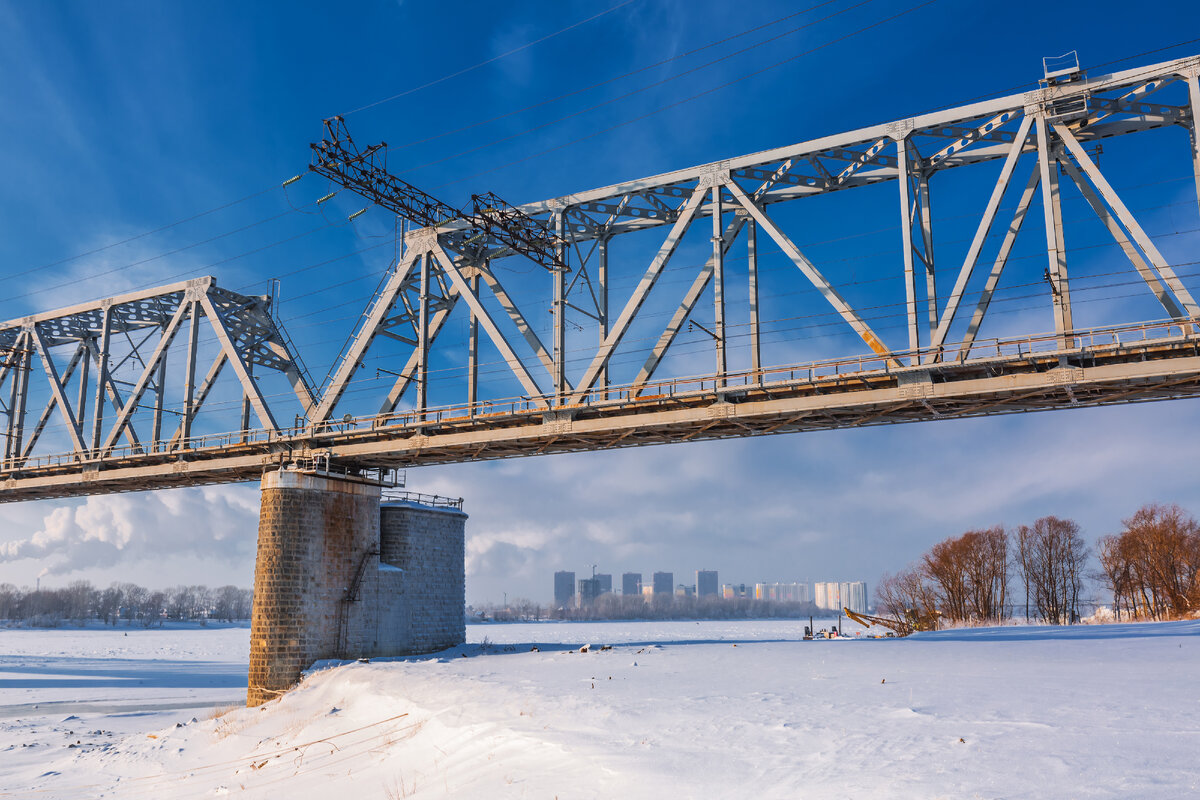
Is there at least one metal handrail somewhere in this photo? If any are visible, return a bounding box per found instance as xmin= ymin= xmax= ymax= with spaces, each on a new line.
xmin=3 ymin=318 xmax=1195 ymax=475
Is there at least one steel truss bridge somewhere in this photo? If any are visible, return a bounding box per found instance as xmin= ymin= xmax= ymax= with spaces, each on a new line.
xmin=3 ymin=54 xmax=1200 ymax=502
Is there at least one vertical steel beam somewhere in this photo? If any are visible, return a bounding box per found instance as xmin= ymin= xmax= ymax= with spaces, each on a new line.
xmin=240 ymin=392 xmax=251 ymax=443
xmin=711 ymin=185 xmax=727 ymax=384
xmin=896 ymin=136 xmax=920 ymax=362
xmin=9 ymin=333 xmax=30 ymax=463
xmin=1036 ymin=115 xmax=1073 ymax=346
xmin=90 ymin=306 xmax=111 ymax=452
xmin=151 ymin=343 xmax=168 ymax=451
xmin=917 ymin=171 xmax=937 ymax=336
xmin=1187 ymin=70 xmax=1200 ymax=217
xmin=468 ymin=272 xmax=479 ymax=415
xmin=552 ymin=211 xmax=567 ymax=404
xmin=416 ymin=253 xmax=430 ymax=418
xmin=168 ymin=352 xmax=228 ymax=447
xmin=75 ymin=339 xmax=90 ymax=433
xmin=377 ymin=292 xmax=459 ymax=416
xmin=181 ymin=300 xmax=201 ymax=444
xmin=597 ymin=235 xmax=609 ymax=399
xmin=748 ymin=219 xmax=761 ymax=380
xmin=101 ymin=303 xmax=190 ymax=454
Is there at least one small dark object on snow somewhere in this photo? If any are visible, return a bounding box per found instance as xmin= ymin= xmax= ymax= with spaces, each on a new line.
xmin=959 ymin=738 xmax=966 ymax=744
xmin=530 ymin=646 xmax=539 ymax=652
xmin=881 ymin=678 xmax=886 ymax=684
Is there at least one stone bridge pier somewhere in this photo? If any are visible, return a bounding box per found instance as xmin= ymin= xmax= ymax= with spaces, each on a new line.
xmin=247 ymin=467 xmax=466 ymax=706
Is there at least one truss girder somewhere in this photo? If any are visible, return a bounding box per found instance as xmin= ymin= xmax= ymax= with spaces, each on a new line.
xmin=0 ymin=278 xmax=313 ymax=467
xmin=6 ymin=55 xmax=1200 ymax=493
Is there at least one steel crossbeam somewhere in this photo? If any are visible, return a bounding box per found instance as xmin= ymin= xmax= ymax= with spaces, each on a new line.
xmin=3 ymin=54 xmax=1200 ymax=499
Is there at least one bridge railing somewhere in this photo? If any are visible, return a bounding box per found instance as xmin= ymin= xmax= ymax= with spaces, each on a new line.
xmin=3 ymin=318 xmax=1195 ymax=475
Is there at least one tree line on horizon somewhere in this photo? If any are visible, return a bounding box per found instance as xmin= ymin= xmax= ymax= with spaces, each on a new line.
xmin=877 ymin=503 xmax=1200 ymax=630
xmin=0 ymin=581 xmax=252 ymax=627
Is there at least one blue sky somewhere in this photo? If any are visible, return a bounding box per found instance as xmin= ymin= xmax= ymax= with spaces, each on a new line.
xmin=2 ymin=0 xmax=1200 ymax=604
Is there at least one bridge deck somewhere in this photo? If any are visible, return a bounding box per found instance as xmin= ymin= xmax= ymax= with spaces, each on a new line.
xmin=2 ymin=321 xmax=1197 ymax=502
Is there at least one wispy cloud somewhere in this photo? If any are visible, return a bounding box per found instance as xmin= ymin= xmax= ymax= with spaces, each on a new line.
xmin=0 ymin=485 xmax=259 ymax=578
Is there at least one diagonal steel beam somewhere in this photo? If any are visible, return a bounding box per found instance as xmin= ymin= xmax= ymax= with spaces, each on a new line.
xmin=931 ymin=113 xmax=1035 ymax=354
xmin=1056 ymin=155 xmax=1182 ymax=318
xmin=430 ymin=245 xmax=549 ymax=408
xmin=956 ymin=165 xmax=1041 ymax=360
xmin=81 ymin=337 xmax=143 ymax=452
xmin=378 ymin=291 xmax=460 ymax=415
xmin=1054 ymin=122 xmax=1200 ymax=317
xmin=29 ymin=326 xmax=88 ymax=454
xmin=569 ymin=186 xmax=708 ymax=404
xmin=168 ymin=352 xmax=229 ymax=447
xmin=726 ymin=180 xmax=896 ymax=363
xmin=311 ymin=248 xmax=421 ymax=424
xmin=630 ymin=164 xmax=795 ymax=394
xmin=897 ymin=136 xmax=920 ymax=359
xmin=101 ymin=303 xmax=190 ymax=454
xmin=21 ymin=343 xmax=85 ymax=460
xmin=199 ymin=292 xmax=279 ymax=432
xmin=477 ymin=264 xmax=568 ymax=391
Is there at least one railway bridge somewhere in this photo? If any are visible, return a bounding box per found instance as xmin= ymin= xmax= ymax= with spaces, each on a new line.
xmin=3 ymin=53 xmax=1200 ymax=701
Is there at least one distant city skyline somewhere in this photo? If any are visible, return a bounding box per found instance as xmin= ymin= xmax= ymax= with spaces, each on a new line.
xmin=549 ymin=565 xmax=868 ymax=611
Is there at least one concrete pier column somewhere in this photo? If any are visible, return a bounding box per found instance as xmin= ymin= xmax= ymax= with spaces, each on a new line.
xmin=247 ymin=469 xmax=380 ymax=707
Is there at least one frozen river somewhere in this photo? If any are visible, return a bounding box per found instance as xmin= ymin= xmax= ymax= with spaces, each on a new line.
xmin=1 ymin=618 xmax=1197 ymax=798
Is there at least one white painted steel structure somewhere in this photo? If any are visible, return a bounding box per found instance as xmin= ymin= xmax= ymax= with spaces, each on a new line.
xmin=3 ymin=54 xmax=1200 ymax=502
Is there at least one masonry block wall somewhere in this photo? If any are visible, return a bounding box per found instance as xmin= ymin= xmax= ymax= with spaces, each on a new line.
xmin=380 ymin=501 xmax=467 ymax=653
xmin=247 ymin=470 xmax=468 ymax=707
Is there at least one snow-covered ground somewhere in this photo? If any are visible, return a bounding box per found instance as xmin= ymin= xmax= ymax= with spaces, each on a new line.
xmin=1 ymin=618 xmax=1198 ymax=798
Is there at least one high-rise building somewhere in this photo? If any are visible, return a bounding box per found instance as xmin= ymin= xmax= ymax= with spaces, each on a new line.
xmin=839 ymin=581 xmax=868 ymax=613
xmin=652 ymin=572 xmax=673 ymax=595
xmin=814 ymin=582 xmax=839 ymax=610
xmin=596 ymin=574 xmax=613 ymax=596
xmin=578 ymin=577 xmax=601 ymax=607
xmin=554 ymin=571 xmax=575 ymax=607
xmin=811 ymin=581 xmax=867 ymax=612
xmin=696 ymin=570 xmax=718 ymax=598
xmin=722 ymin=583 xmax=749 ymax=599
xmin=622 ymin=572 xmax=642 ymax=596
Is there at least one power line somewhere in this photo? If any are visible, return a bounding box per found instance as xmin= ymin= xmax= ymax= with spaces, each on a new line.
xmin=429 ymin=0 xmax=942 ymax=190
xmin=338 ymin=0 xmax=640 ymax=117
xmin=398 ymin=0 xmax=872 ymax=175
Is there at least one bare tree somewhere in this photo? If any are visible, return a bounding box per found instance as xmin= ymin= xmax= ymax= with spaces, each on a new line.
xmin=921 ymin=527 xmax=1010 ymax=623
xmin=875 ymin=566 xmax=940 ymax=633
xmin=1098 ymin=503 xmax=1200 ymax=620
xmin=1015 ymin=516 xmax=1088 ymax=624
